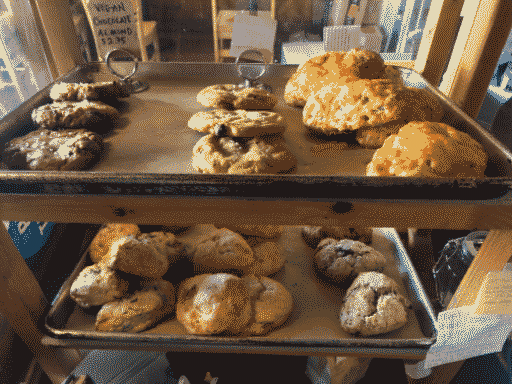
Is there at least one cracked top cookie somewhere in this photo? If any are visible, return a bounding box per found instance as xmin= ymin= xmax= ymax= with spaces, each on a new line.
xmin=339 ymin=272 xmax=412 ymax=336
xmin=188 ymin=109 xmax=285 ymax=137
xmin=366 ymin=121 xmax=488 ymax=177
xmin=49 ymin=81 xmax=129 ymax=102
xmin=31 ymin=100 xmax=119 ymax=131
xmin=313 ymin=238 xmax=386 ymax=283
xmin=2 ymin=128 xmax=104 ymax=171
xmin=197 ymin=84 xmax=278 ymax=110
xmin=192 ymin=134 xmax=297 ymax=174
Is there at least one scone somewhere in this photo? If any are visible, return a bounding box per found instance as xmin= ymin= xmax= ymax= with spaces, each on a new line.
xmin=245 ymin=242 xmax=286 ymax=277
xmin=191 ymin=228 xmax=255 ymax=273
xmin=313 ymin=239 xmax=386 ymax=284
xmin=242 ymin=275 xmax=293 ymax=335
xmin=31 ymin=100 xmax=119 ymax=131
xmin=339 ymin=272 xmax=412 ymax=336
xmin=223 ymin=225 xmax=283 ymax=239
xmin=188 ymin=109 xmax=285 ymax=137
xmin=176 ymin=273 xmax=252 ymax=335
xmin=95 ymin=279 xmax=175 ymax=333
xmin=366 ymin=121 xmax=488 ymax=177
xmin=301 ymin=226 xmax=372 ymax=248
xmin=105 ymin=232 xmax=183 ymax=278
xmin=2 ymin=128 xmax=104 ymax=170
xmin=192 ymin=134 xmax=297 ymax=174
xmin=70 ymin=263 xmax=128 ymax=308
xmin=49 ymin=81 xmax=129 ymax=102
xmin=197 ymin=84 xmax=277 ymax=110
xmin=89 ymin=224 xmax=141 ymax=263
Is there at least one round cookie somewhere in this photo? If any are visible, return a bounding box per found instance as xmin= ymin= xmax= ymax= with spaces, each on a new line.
xmin=31 ymin=100 xmax=118 ymax=131
xmin=246 ymin=241 xmax=285 ymax=277
xmin=197 ymin=84 xmax=277 ymax=110
xmin=242 ymin=275 xmax=293 ymax=335
xmin=339 ymin=272 xmax=412 ymax=336
xmin=191 ymin=228 xmax=255 ymax=273
xmin=176 ymin=273 xmax=251 ymax=335
xmin=188 ymin=109 xmax=285 ymax=137
xmin=50 ymin=81 xmax=129 ymax=102
xmin=192 ymin=134 xmax=297 ymax=175
xmin=89 ymin=223 xmax=141 ymax=263
xmin=313 ymin=238 xmax=386 ymax=284
xmin=95 ymin=279 xmax=175 ymax=333
xmin=2 ymin=128 xmax=104 ymax=171
xmin=366 ymin=121 xmax=488 ymax=177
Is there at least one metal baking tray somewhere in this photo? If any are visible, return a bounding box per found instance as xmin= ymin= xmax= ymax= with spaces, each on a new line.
xmin=43 ymin=226 xmax=436 ymax=359
xmin=1 ymin=62 xmax=512 ymax=201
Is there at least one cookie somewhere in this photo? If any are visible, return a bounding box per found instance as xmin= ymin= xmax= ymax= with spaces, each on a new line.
xmin=89 ymin=224 xmax=141 ymax=264
xmin=192 ymin=134 xmax=297 ymax=174
xmin=246 ymin=242 xmax=285 ymax=277
xmin=105 ymin=232 xmax=183 ymax=278
xmin=2 ymin=128 xmax=104 ymax=171
xmin=242 ymin=275 xmax=293 ymax=335
xmin=191 ymin=228 xmax=255 ymax=273
xmin=301 ymin=227 xmax=372 ymax=248
xmin=188 ymin=109 xmax=285 ymax=137
xmin=31 ymin=100 xmax=118 ymax=131
xmin=49 ymin=81 xmax=129 ymax=102
xmin=95 ymin=279 xmax=175 ymax=333
xmin=176 ymin=273 xmax=252 ymax=335
xmin=197 ymin=84 xmax=277 ymax=110
xmin=339 ymin=272 xmax=412 ymax=336
xmin=366 ymin=121 xmax=488 ymax=177
xmin=313 ymin=238 xmax=386 ymax=284
xmin=70 ymin=263 xmax=128 ymax=308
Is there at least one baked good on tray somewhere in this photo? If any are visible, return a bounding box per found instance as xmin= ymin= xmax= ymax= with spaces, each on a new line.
xmin=301 ymin=226 xmax=372 ymax=248
xmin=339 ymin=272 xmax=412 ymax=336
xmin=192 ymin=133 xmax=297 ymax=174
xmin=366 ymin=121 xmax=488 ymax=177
xmin=31 ymin=100 xmax=119 ymax=131
xmin=313 ymin=238 xmax=386 ymax=284
xmin=2 ymin=128 xmax=104 ymax=170
xmin=89 ymin=224 xmax=142 ymax=263
xmin=95 ymin=279 xmax=175 ymax=333
xmin=245 ymin=241 xmax=286 ymax=277
xmin=188 ymin=109 xmax=285 ymax=137
xmin=197 ymin=84 xmax=278 ymax=110
xmin=49 ymin=81 xmax=129 ymax=103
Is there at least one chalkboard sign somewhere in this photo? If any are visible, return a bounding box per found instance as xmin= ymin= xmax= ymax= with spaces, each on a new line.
xmin=83 ymin=0 xmax=141 ymax=60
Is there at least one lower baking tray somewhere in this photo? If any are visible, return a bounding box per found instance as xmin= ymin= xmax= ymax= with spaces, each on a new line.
xmin=43 ymin=226 xmax=436 ymax=359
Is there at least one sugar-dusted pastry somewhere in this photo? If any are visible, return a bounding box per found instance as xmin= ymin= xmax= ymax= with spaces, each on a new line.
xmin=245 ymin=241 xmax=286 ymax=277
xmin=339 ymin=272 xmax=412 ymax=336
xmin=366 ymin=121 xmax=488 ymax=177
xmin=176 ymin=273 xmax=251 ymax=335
xmin=89 ymin=223 xmax=141 ymax=263
xmin=49 ymin=81 xmax=129 ymax=102
xmin=191 ymin=228 xmax=254 ymax=273
xmin=197 ymin=84 xmax=278 ymax=110
xmin=192 ymin=134 xmax=297 ymax=175
xmin=313 ymin=238 xmax=386 ymax=283
xmin=2 ymin=128 xmax=104 ymax=171
xmin=95 ymin=279 xmax=175 ymax=333
xmin=188 ymin=109 xmax=285 ymax=137
xmin=70 ymin=263 xmax=128 ymax=308
xmin=105 ymin=232 xmax=183 ymax=278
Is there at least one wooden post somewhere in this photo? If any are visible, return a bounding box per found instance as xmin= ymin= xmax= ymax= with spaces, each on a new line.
xmin=0 ymin=224 xmax=81 ymax=383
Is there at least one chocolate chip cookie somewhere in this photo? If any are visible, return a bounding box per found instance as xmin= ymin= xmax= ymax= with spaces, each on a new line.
xmin=197 ymin=84 xmax=277 ymax=110
xmin=49 ymin=81 xmax=129 ymax=102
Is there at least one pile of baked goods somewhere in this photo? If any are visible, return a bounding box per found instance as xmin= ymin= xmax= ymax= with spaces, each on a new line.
xmin=69 ymin=223 xmax=292 ymax=335
xmin=1 ymin=80 xmax=128 ymax=171
xmin=190 ymin=82 xmax=297 ymax=174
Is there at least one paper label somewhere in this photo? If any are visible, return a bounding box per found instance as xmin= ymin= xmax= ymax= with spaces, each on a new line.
xmin=229 ymin=13 xmax=277 ymax=63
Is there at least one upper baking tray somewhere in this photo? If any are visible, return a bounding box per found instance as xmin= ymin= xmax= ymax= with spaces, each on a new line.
xmin=43 ymin=226 xmax=436 ymax=359
xmin=1 ymin=62 xmax=512 ymax=201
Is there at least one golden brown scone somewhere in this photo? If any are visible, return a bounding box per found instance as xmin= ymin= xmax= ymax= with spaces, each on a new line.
xmin=314 ymin=239 xmax=386 ymax=284
xmin=341 ymin=48 xmax=387 ymax=79
xmin=241 ymin=275 xmax=293 ymax=335
xmin=70 ymin=263 xmax=128 ymax=308
xmin=105 ymin=232 xmax=182 ymax=278
xmin=223 ymin=225 xmax=283 ymax=239
xmin=339 ymin=272 xmax=412 ymax=336
xmin=246 ymin=242 xmax=285 ymax=277
xmin=301 ymin=227 xmax=372 ymax=248
xmin=89 ymin=224 xmax=141 ymax=263
xmin=366 ymin=121 xmax=488 ymax=177
xmin=176 ymin=273 xmax=251 ymax=335
xmin=191 ymin=228 xmax=255 ymax=273
xmin=95 ymin=279 xmax=175 ymax=333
